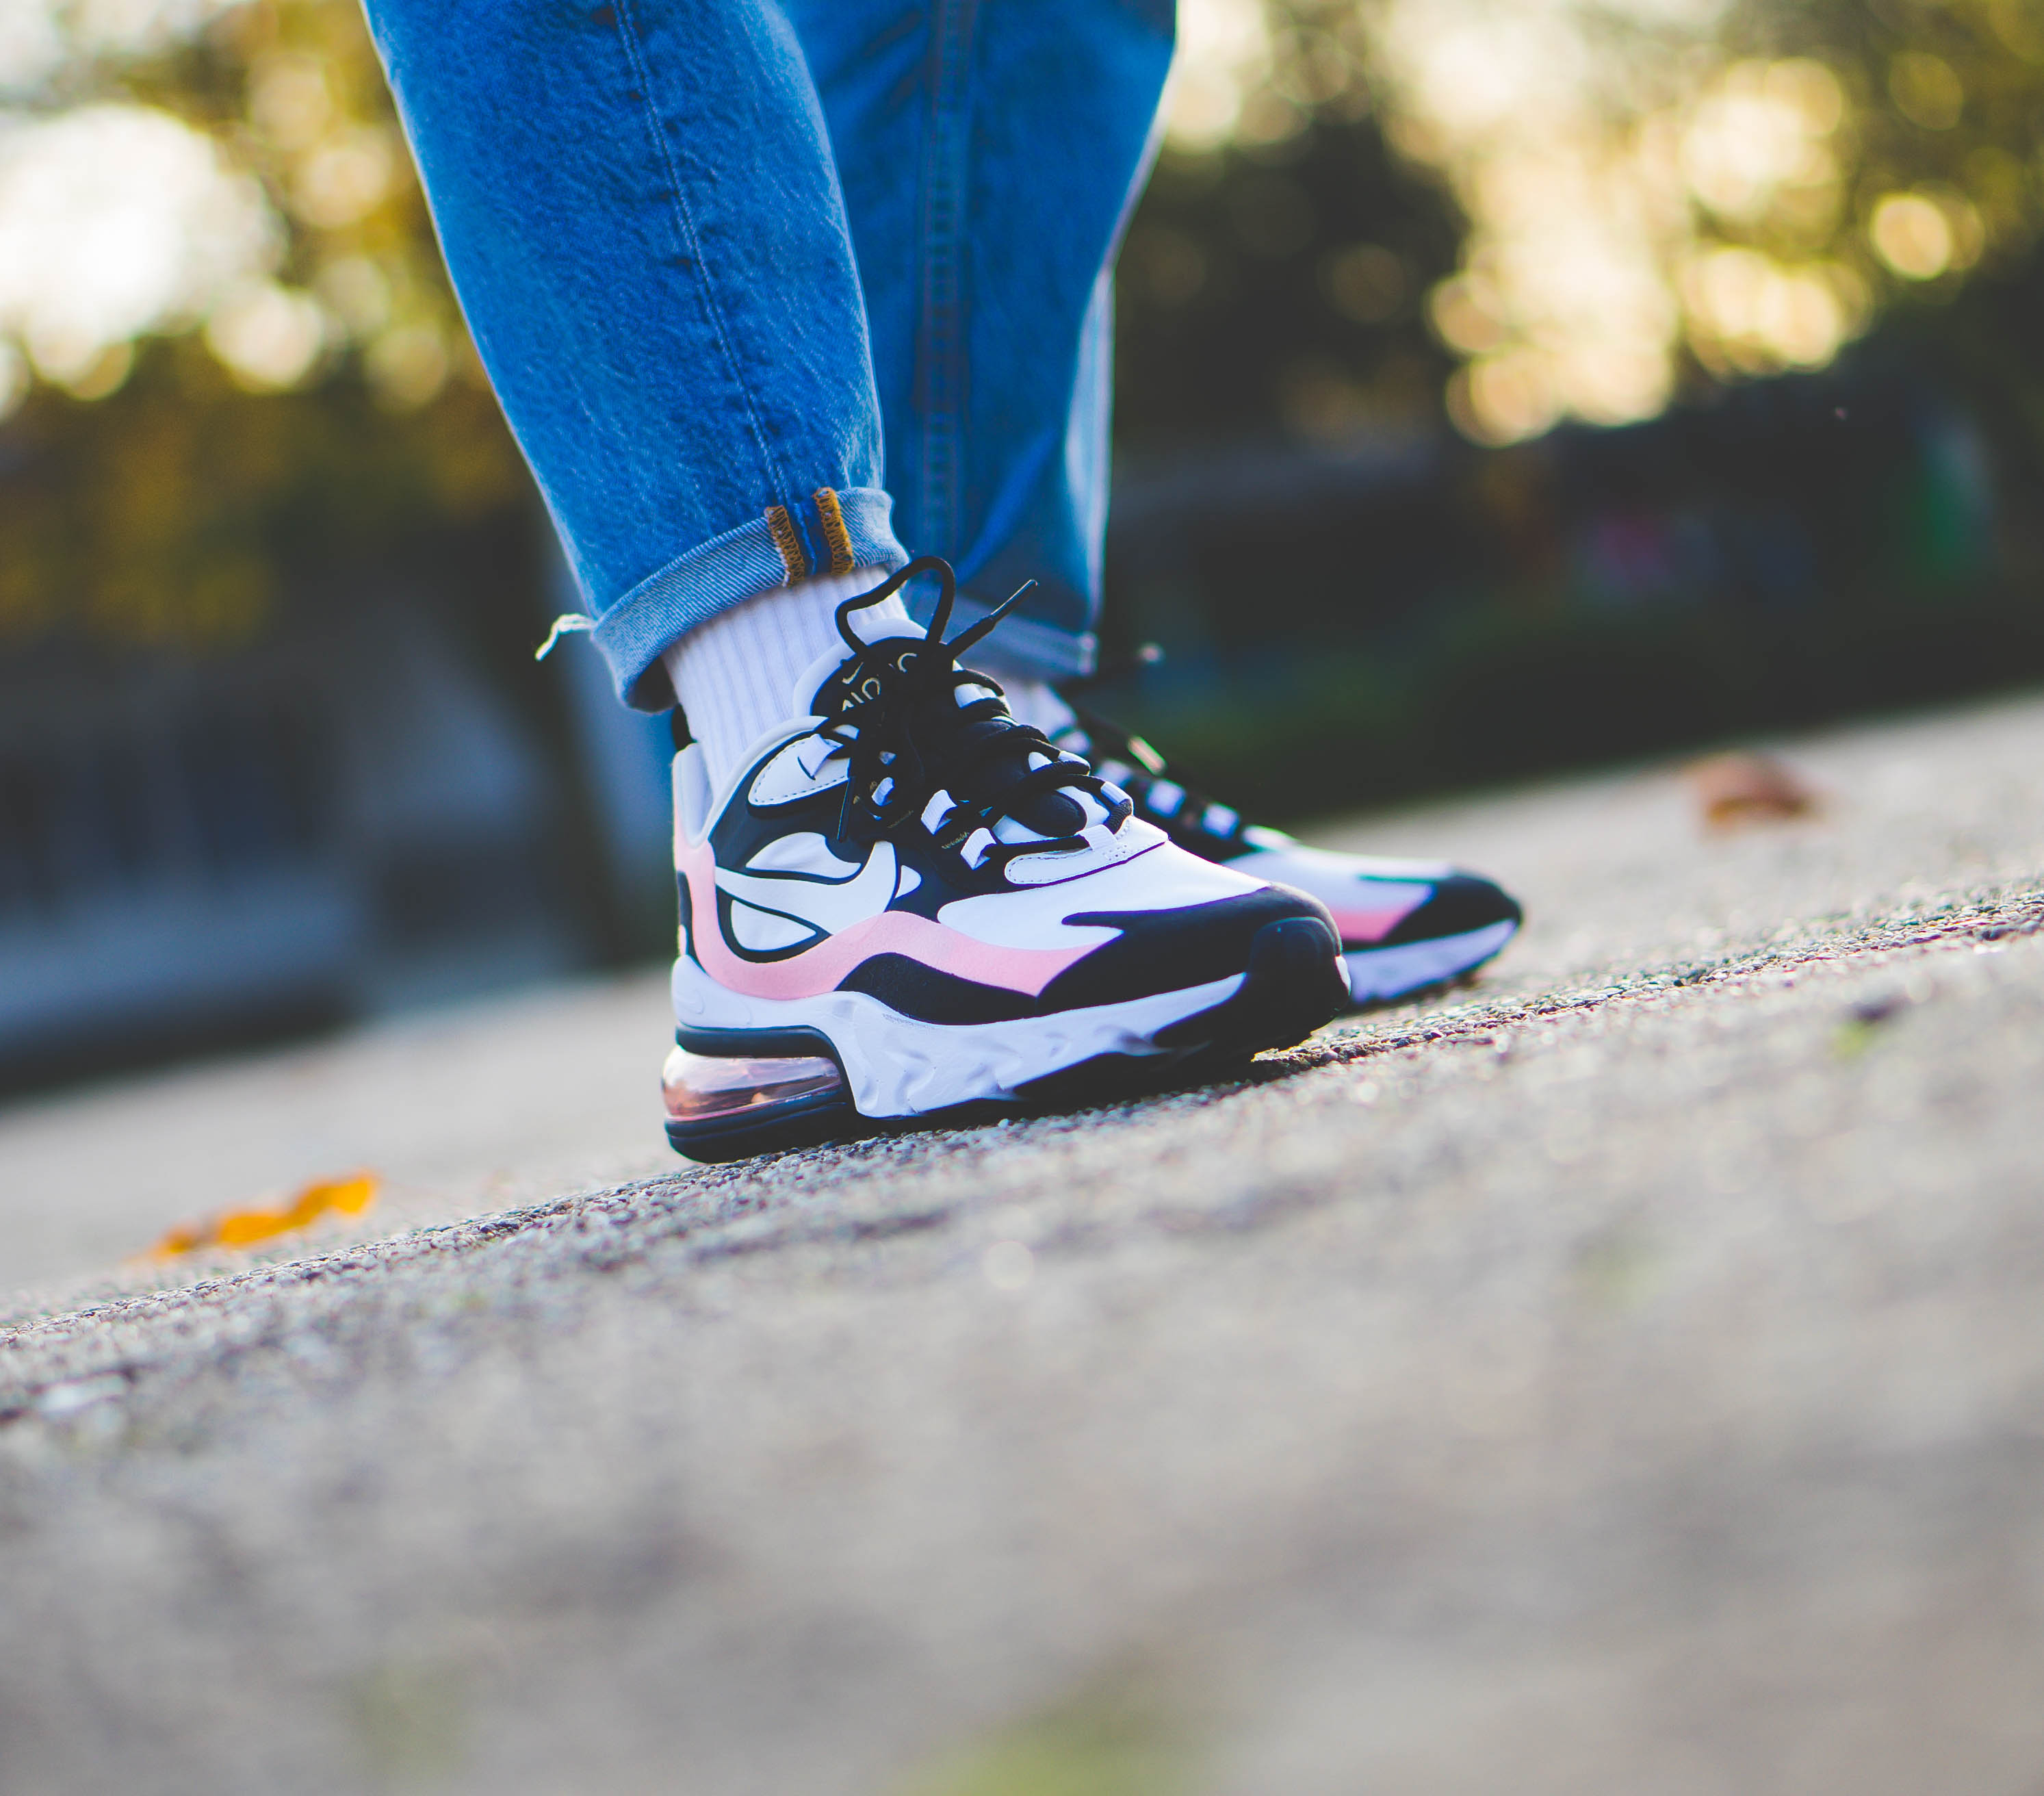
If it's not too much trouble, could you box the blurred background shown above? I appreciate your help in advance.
[3,0,2043,1090]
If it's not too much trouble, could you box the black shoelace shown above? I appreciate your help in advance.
[1057,706,1248,855]
[816,557,1131,862]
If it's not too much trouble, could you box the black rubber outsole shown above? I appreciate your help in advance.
[666,914,1347,1164]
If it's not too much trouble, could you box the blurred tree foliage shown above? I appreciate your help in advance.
[0,0,526,652]
[1184,0,2044,438]
[0,335,524,650]
[12,0,2044,656]
[1115,110,1464,451]
[1716,0,2044,334]
[1749,0,2044,437]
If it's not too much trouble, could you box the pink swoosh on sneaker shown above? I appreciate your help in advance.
[1324,901,1427,945]
[679,842,1095,1000]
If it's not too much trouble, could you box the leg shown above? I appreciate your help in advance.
[360,0,908,708]
[789,0,1176,678]
[365,0,1349,1162]
[789,1,1522,1013]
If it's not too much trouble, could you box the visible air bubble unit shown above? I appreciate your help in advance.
[661,1044,852,1162]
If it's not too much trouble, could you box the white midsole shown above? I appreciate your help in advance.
[671,959,1245,1118]
[1343,919,1518,1002]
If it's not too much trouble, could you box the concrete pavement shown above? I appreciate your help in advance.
[3,692,2043,1795]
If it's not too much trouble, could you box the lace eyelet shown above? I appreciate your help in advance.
[818,554,1104,864]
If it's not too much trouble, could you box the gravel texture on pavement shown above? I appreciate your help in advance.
[3,693,2044,1796]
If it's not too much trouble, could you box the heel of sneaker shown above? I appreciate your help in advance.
[662,1035,860,1162]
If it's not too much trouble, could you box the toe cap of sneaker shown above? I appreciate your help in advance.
[1042,880,1340,1011]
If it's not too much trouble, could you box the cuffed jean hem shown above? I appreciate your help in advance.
[595,486,910,710]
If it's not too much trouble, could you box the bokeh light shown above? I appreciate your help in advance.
[1872,192,1956,280]
[204,279,328,389]
[0,104,276,404]
[0,0,452,417]
[1889,51,1965,132]
[1167,0,2044,443]
[3,0,2043,446]
[1167,0,1277,151]
[2,0,246,91]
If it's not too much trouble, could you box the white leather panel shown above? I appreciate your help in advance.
[749,734,849,808]
[746,832,853,877]
[1229,843,1447,900]
[726,901,817,953]
[673,745,714,852]
[1004,817,1163,886]
[717,842,900,935]
[938,838,1265,947]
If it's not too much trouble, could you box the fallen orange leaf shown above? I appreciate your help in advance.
[1685,752,1817,830]
[147,1172,379,1260]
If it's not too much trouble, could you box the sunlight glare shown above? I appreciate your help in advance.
[0,103,278,381]
[1167,0,1273,151]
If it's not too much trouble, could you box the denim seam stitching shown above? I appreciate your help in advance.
[765,504,810,580]
[593,489,910,708]
[610,0,786,499]
[916,0,976,559]
[813,487,856,574]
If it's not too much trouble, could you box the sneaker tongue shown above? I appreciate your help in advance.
[792,620,924,719]
[805,634,1088,839]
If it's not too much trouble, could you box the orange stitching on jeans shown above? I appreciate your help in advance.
[812,487,855,576]
[766,504,809,580]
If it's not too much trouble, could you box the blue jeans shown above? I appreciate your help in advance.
[361,0,1176,708]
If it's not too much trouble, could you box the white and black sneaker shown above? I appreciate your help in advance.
[662,558,1349,1160]
[1050,706,1522,1008]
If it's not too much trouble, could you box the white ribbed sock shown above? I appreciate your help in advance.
[661,570,907,788]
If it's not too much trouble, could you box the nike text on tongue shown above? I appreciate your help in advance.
[798,556,1129,861]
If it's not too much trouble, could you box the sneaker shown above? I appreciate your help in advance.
[1050,706,1521,1008]
[662,559,1349,1161]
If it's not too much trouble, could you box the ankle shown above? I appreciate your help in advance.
[662,572,906,788]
